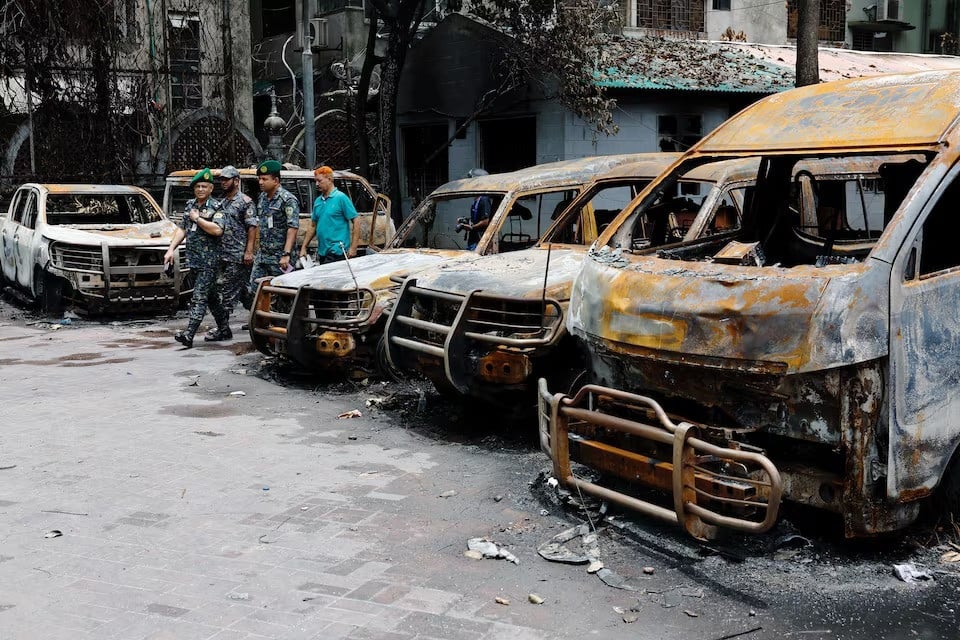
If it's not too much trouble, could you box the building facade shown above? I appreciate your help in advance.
[1,0,257,190]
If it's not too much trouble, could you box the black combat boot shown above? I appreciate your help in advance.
[204,324,233,342]
[175,319,201,348]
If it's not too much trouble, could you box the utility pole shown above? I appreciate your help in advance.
[300,0,316,169]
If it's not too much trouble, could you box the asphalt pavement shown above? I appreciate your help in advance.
[0,299,957,640]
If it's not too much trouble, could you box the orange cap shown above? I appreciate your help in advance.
[314,165,334,177]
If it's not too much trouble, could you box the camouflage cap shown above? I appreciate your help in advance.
[220,165,240,179]
[257,160,282,177]
[190,168,214,186]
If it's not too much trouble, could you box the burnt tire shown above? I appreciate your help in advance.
[34,270,64,314]
[932,450,960,520]
[375,334,404,382]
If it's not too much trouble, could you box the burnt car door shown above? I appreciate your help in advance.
[13,188,39,289]
[1,189,26,282]
[889,162,960,499]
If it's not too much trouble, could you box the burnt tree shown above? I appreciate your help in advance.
[796,0,820,87]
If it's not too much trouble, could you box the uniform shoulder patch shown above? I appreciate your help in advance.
[213,213,224,219]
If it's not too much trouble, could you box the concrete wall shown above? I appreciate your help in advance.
[846,0,947,53]
[705,1,788,44]
[397,91,748,217]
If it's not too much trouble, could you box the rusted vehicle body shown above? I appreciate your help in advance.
[249,155,645,372]
[540,71,960,539]
[385,154,762,404]
[0,184,185,312]
[163,168,394,252]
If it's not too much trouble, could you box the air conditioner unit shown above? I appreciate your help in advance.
[309,18,328,49]
[877,0,901,22]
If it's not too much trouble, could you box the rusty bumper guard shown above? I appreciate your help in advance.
[537,378,783,539]
[388,280,563,390]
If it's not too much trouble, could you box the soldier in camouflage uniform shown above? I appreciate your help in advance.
[163,168,230,348]
[210,165,256,339]
[248,160,299,298]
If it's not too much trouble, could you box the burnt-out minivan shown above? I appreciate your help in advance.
[539,71,960,539]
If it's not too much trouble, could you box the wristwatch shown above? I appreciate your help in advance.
[281,251,291,257]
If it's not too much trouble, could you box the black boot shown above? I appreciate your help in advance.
[175,319,201,348]
[205,325,233,342]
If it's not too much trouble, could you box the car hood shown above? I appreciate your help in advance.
[568,250,889,374]
[42,221,179,246]
[408,246,590,301]
[270,249,467,291]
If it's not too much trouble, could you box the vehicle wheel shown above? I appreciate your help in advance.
[933,449,960,519]
[375,334,404,382]
[34,270,64,314]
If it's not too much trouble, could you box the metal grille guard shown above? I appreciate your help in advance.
[388,279,564,390]
[538,378,783,539]
[290,285,376,329]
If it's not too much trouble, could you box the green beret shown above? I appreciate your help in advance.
[257,160,282,176]
[190,168,214,186]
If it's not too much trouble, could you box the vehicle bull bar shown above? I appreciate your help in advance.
[537,378,783,539]
[387,279,562,390]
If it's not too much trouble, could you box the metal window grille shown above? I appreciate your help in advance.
[712,0,731,10]
[786,0,845,42]
[167,12,202,110]
[635,0,704,32]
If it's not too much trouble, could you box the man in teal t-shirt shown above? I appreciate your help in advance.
[299,165,359,265]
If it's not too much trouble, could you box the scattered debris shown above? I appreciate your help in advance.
[539,509,549,516]
[337,409,362,419]
[0,465,16,471]
[40,510,87,516]
[365,397,386,407]
[494,495,503,502]
[464,550,483,560]
[537,524,593,564]
[893,563,933,583]
[546,477,559,488]
[229,368,248,375]
[642,566,655,575]
[528,593,544,605]
[711,626,763,640]
[227,592,250,601]
[347,435,358,441]
[467,537,520,564]
[495,597,510,606]
[187,376,200,386]
[194,431,224,437]
[587,560,604,574]
[684,609,700,618]
[43,530,62,539]
[597,568,636,591]
[229,391,246,397]
[439,490,458,498]
[622,613,638,624]
[941,551,960,563]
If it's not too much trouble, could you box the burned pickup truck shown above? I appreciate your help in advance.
[249,155,645,373]
[384,153,755,404]
[540,70,960,539]
[0,184,185,312]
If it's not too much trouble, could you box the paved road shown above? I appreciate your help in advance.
[0,305,956,639]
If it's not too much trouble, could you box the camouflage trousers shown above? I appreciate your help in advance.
[218,260,252,311]
[188,263,228,326]
[248,257,283,300]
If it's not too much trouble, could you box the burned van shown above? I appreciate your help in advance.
[385,154,756,405]
[249,155,644,373]
[539,71,960,539]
